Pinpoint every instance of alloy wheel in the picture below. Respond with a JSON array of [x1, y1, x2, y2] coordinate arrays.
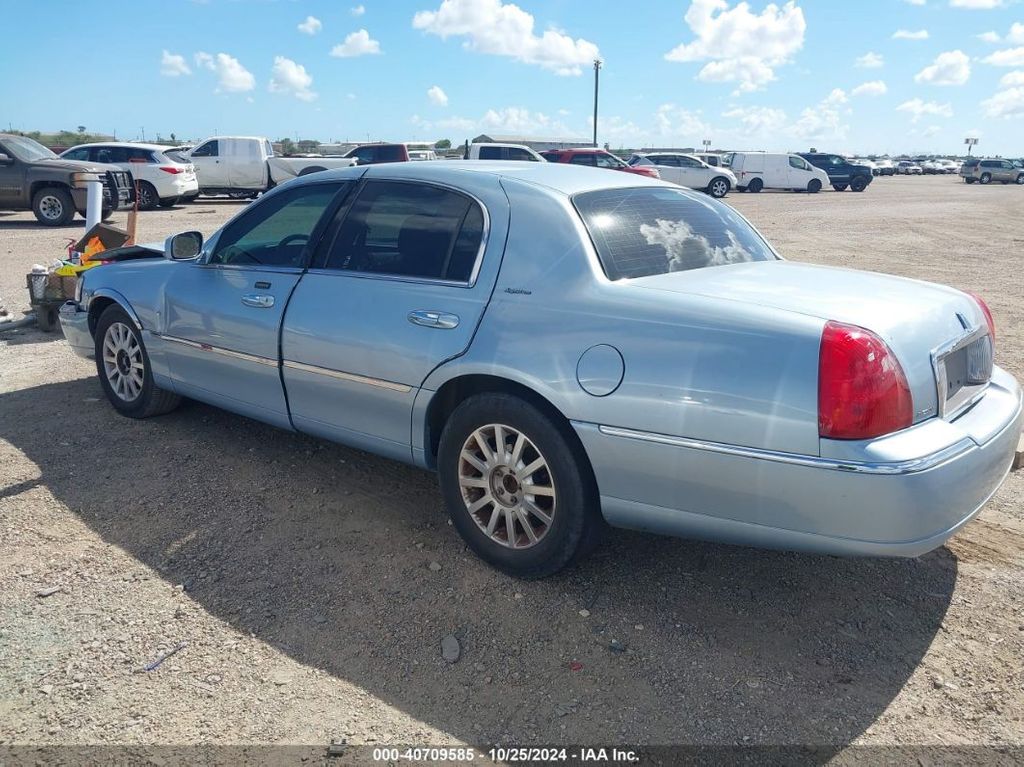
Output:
[[38, 195, 64, 221], [457, 423, 556, 549], [102, 321, 144, 402]]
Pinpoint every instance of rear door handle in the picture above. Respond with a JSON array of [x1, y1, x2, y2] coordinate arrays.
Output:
[[241, 294, 274, 308], [408, 310, 459, 329]]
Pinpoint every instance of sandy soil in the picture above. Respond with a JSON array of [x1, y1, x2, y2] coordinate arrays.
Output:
[[1, 176, 1022, 756]]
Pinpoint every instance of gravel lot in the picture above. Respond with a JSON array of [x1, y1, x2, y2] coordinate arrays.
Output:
[[1, 176, 1023, 754]]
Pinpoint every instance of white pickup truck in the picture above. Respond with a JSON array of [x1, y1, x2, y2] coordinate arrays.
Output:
[[186, 136, 356, 198]]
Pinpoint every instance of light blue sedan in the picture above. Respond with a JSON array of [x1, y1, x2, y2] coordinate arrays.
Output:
[[60, 162, 1023, 578]]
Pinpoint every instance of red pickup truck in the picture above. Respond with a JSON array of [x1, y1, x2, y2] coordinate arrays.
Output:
[[539, 148, 660, 179]]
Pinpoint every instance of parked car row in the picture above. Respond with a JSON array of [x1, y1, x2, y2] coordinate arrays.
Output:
[[959, 157, 1024, 185]]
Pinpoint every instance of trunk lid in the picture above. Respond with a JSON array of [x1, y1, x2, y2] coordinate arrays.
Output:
[[630, 261, 992, 422]]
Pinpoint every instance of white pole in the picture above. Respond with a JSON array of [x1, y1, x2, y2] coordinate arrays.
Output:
[[85, 176, 103, 230]]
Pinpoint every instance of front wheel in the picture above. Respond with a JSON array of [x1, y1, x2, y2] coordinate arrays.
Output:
[[437, 393, 601, 579], [850, 176, 868, 192], [94, 306, 181, 419], [807, 179, 822, 194], [707, 177, 730, 198]]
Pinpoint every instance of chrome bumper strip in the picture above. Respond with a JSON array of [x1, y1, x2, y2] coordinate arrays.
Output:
[[597, 425, 975, 476]]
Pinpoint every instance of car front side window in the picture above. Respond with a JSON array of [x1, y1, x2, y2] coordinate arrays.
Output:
[[322, 180, 485, 283], [191, 141, 218, 158], [209, 182, 345, 268]]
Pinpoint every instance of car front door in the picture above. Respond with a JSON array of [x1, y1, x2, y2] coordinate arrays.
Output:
[[0, 139, 25, 207], [675, 155, 708, 188], [189, 139, 225, 188], [159, 180, 348, 427], [280, 175, 508, 463], [788, 155, 812, 187], [648, 155, 682, 184], [828, 155, 850, 185]]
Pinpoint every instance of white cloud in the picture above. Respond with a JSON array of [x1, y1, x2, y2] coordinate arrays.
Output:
[[904, 0, 926, 5], [427, 85, 449, 106], [983, 87, 1024, 118], [855, 51, 884, 68], [297, 16, 322, 35], [893, 29, 929, 40], [160, 50, 191, 77], [413, 0, 600, 75], [999, 70, 1024, 87], [721, 105, 788, 134], [791, 90, 849, 142], [663, 0, 806, 93], [896, 98, 954, 122], [915, 50, 971, 85], [977, 31, 1001, 43], [268, 56, 317, 101], [195, 51, 255, 92], [979, 23, 1024, 45], [983, 47, 1024, 66], [920, 125, 941, 137], [950, 0, 1005, 8], [653, 104, 712, 138], [351, 4, 366, 16], [480, 106, 569, 134], [330, 29, 382, 57], [852, 80, 888, 96], [435, 116, 478, 132]]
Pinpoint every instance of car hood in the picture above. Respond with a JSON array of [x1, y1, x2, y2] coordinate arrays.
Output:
[[630, 260, 990, 419], [42, 157, 122, 173]]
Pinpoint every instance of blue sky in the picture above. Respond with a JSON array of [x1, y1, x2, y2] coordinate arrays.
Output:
[[2, 0, 1024, 155]]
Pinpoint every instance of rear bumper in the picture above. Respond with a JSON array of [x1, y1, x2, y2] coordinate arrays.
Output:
[[573, 367, 1023, 557], [58, 301, 94, 358]]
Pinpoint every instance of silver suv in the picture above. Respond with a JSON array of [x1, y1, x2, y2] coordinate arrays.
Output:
[[960, 158, 1024, 185]]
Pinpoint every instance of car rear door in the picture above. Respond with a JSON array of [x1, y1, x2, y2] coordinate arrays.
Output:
[[647, 155, 682, 184], [159, 180, 349, 427], [227, 138, 267, 190], [280, 173, 509, 462]]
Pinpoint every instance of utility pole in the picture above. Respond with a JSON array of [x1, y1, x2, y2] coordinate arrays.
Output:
[[592, 59, 602, 148]]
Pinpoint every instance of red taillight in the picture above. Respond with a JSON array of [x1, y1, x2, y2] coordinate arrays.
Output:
[[818, 321, 913, 440], [965, 291, 995, 343], [159, 166, 183, 175]]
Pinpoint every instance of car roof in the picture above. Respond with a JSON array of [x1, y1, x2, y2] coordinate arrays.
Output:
[[314, 160, 667, 196], [64, 141, 170, 151]]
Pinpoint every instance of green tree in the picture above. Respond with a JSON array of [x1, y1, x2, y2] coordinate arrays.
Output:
[[434, 138, 451, 150], [77, 125, 86, 134], [279, 138, 296, 155]]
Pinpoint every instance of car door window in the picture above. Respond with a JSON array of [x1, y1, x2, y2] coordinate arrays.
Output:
[[595, 153, 625, 169], [789, 156, 809, 170], [350, 147, 377, 164], [479, 146, 502, 160], [63, 148, 89, 161], [191, 140, 218, 158], [677, 156, 702, 168], [652, 155, 678, 167], [322, 181, 485, 282], [209, 182, 344, 267], [506, 148, 535, 161], [570, 154, 596, 166]]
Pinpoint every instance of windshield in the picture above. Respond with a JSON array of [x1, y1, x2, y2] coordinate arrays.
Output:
[[1, 135, 58, 161], [574, 187, 777, 281]]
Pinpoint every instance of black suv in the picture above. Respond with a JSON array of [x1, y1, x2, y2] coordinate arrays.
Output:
[[798, 153, 873, 192]]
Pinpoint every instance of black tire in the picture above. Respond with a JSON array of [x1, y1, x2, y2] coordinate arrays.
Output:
[[747, 178, 763, 193], [965, 178, 976, 184], [437, 392, 602, 579], [32, 186, 75, 226], [980, 173, 992, 185], [137, 182, 159, 211], [832, 184, 848, 192], [850, 176, 868, 192], [707, 176, 730, 198], [807, 179, 822, 194], [159, 197, 180, 208], [36, 306, 58, 332], [94, 305, 181, 419], [101, 207, 115, 221]]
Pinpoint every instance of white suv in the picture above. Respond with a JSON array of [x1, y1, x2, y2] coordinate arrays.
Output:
[[627, 152, 737, 198], [61, 142, 199, 210]]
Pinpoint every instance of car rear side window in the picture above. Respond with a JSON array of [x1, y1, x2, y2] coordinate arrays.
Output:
[[479, 146, 502, 160], [574, 187, 776, 281], [323, 181, 485, 282]]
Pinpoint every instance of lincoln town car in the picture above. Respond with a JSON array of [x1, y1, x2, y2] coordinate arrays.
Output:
[[59, 162, 1023, 578]]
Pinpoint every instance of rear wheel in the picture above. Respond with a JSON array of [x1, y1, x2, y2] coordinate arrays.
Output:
[[437, 393, 601, 579], [707, 176, 730, 198], [747, 178, 763, 193], [1017, 174, 1024, 185], [965, 178, 976, 184], [32, 187, 74, 226], [832, 184, 848, 192], [137, 181, 159, 211], [850, 176, 868, 192], [807, 179, 822, 194], [94, 306, 181, 419]]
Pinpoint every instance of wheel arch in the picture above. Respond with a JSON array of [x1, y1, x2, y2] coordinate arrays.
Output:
[[87, 289, 143, 336], [30, 180, 72, 200], [420, 373, 584, 471]]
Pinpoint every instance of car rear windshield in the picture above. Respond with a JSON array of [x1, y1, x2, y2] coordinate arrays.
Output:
[[573, 187, 776, 280]]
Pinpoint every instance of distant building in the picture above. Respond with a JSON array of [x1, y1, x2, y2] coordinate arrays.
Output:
[[471, 133, 592, 151]]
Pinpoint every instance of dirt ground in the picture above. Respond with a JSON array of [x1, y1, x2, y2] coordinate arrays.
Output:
[[1, 176, 1023, 758]]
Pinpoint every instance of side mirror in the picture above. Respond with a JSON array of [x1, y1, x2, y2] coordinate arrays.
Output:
[[164, 231, 203, 261], [0, 153, 13, 165]]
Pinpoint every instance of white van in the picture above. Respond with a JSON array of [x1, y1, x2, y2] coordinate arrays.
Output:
[[725, 151, 831, 193]]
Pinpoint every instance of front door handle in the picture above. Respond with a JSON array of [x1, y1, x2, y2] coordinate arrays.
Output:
[[408, 310, 459, 329], [241, 294, 274, 309]]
